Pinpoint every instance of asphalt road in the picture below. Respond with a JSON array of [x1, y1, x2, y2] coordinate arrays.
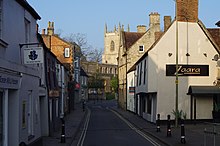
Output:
[[79, 100, 161, 146]]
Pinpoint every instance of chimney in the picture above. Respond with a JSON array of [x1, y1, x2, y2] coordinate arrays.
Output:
[[176, 0, 198, 22], [42, 29, 45, 35], [164, 16, 171, 31], [149, 12, 160, 28], [47, 21, 54, 35], [137, 25, 146, 33], [155, 31, 163, 41]]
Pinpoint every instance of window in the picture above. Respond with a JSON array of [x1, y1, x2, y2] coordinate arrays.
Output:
[[25, 18, 30, 44], [139, 45, 144, 52], [144, 60, 146, 84], [0, 0, 3, 38], [139, 62, 142, 86], [137, 66, 139, 86], [147, 96, 152, 114], [64, 48, 70, 58], [110, 41, 115, 51]]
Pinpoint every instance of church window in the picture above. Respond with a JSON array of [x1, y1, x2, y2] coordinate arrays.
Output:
[[110, 41, 115, 51]]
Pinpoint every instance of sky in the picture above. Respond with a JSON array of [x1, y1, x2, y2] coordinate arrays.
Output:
[[27, 0, 220, 51]]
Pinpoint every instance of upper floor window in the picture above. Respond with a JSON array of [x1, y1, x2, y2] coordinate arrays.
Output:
[[110, 41, 115, 51], [144, 60, 146, 84], [139, 45, 144, 52], [25, 18, 30, 44], [0, 0, 3, 38]]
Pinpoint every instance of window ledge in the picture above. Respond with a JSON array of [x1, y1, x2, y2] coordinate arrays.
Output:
[[0, 39, 8, 48]]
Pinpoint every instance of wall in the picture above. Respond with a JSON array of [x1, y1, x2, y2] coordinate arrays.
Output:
[[148, 21, 218, 120]]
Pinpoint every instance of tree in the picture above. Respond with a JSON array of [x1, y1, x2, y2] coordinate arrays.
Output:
[[63, 33, 103, 62], [110, 76, 118, 93]]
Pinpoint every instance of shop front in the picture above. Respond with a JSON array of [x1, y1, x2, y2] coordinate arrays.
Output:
[[187, 86, 220, 122]]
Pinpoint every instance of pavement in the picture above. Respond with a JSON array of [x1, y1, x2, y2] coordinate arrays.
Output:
[[42, 103, 87, 146], [42, 100, 220, 146]]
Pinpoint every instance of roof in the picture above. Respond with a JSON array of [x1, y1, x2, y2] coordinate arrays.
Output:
[[187, 86, 220, 95], [80, 67, 89, 77], [207, 28, 220, 50], [134, 19, 220, 66], [216, 21, 220, 27], [16, 0, 41, 20], [123, 32, 145, 49]]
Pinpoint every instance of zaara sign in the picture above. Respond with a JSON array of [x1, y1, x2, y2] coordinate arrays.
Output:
[[166, 65, 209, 76], [23, 47, 43, 64]]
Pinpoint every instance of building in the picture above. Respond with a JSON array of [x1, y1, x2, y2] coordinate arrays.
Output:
[[135, 0, 220, 123], [81, 60, 118, 99], [0, 0, 44, 145], [41, 23, 82, 108], [117, 13, 162, 109]]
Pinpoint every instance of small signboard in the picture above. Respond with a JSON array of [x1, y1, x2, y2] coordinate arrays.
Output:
[[129, 87, 135, 94], [23, 47, 43, 64], [166, 64, 209, 76]]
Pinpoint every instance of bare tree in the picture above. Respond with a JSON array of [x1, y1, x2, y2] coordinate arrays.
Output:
[[63, 33, 103, 62]]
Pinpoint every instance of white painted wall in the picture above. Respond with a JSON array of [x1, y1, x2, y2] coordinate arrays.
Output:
[[0, 0, 42, 145], [127, 71, 135, 112], [147, 21, 218, 120]]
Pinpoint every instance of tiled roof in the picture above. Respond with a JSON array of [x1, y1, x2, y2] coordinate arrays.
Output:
[[207, 28, 220, 51], [123, 32, 145, 49]]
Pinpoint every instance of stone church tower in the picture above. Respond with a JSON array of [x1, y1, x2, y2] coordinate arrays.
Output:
[[102, 24, 128, 65]]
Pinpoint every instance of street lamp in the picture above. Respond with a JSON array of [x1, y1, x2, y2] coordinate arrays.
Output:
[[174, 0, 179, 128]]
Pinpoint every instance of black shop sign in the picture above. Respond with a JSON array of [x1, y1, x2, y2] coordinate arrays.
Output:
[[166, 65, 209, 76]]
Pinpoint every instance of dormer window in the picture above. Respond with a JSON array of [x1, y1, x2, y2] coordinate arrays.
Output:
[[139, 45, 144, 52]]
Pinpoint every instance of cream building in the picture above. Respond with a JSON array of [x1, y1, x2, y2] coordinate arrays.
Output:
[[117, 13, 162, 109], [135, 0, 220, 122]]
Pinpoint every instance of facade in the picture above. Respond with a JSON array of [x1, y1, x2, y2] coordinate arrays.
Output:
[[81, 60, 118, 99], [102, 24, 124, 65], [135, 0, 220, 122], [118, 13, 162, 109], [0, 0, 43, 145], [41, 23, 81, 108]]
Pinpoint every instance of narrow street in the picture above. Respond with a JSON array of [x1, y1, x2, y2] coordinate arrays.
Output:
[[76, 100, 162, 146]]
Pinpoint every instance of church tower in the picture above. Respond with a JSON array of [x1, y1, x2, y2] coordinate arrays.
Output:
[[102, 23, 125, 65]]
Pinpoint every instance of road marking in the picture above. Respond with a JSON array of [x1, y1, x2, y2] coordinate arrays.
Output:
[[77, 109, 91, 146], [110, 109, 161, 146]]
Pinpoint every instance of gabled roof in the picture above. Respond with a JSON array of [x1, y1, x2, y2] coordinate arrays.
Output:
[[16, 0, 41, 20], [134, 19, 220, 66], [216, 21, 220, 27], [80, 67, 89, 77], [123, 32, 145, 49], [207, 28, 220, 51]]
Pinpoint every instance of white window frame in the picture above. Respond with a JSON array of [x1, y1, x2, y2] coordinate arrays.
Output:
[[139, 45, 144, 52]]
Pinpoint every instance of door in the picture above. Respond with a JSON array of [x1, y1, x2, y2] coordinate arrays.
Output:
[[0, 91, 3, 146]]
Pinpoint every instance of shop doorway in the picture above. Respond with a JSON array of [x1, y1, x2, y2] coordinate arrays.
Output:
[[0, 91, 3, 146]]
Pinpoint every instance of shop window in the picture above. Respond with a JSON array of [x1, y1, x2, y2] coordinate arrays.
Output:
[[147, 96, 152, 114]]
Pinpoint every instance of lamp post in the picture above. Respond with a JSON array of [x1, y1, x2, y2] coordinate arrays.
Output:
[[174, 0, 179, 128]]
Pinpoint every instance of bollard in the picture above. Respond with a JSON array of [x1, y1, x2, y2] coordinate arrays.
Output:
[[180, 119, 186, 144], [60, 118, 66, 143], [19, 142, 27, 146], [83, 100, 85, 112], [156, 114, 161, 132], [167, 115, 171, 137]]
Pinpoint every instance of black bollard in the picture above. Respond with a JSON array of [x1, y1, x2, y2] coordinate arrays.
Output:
[[82, 100, 85, 112], [167, 115, 171, 137], [180, 119, 186, 144], [60, 118, 66, 143], [156, 114, 161, 132]]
